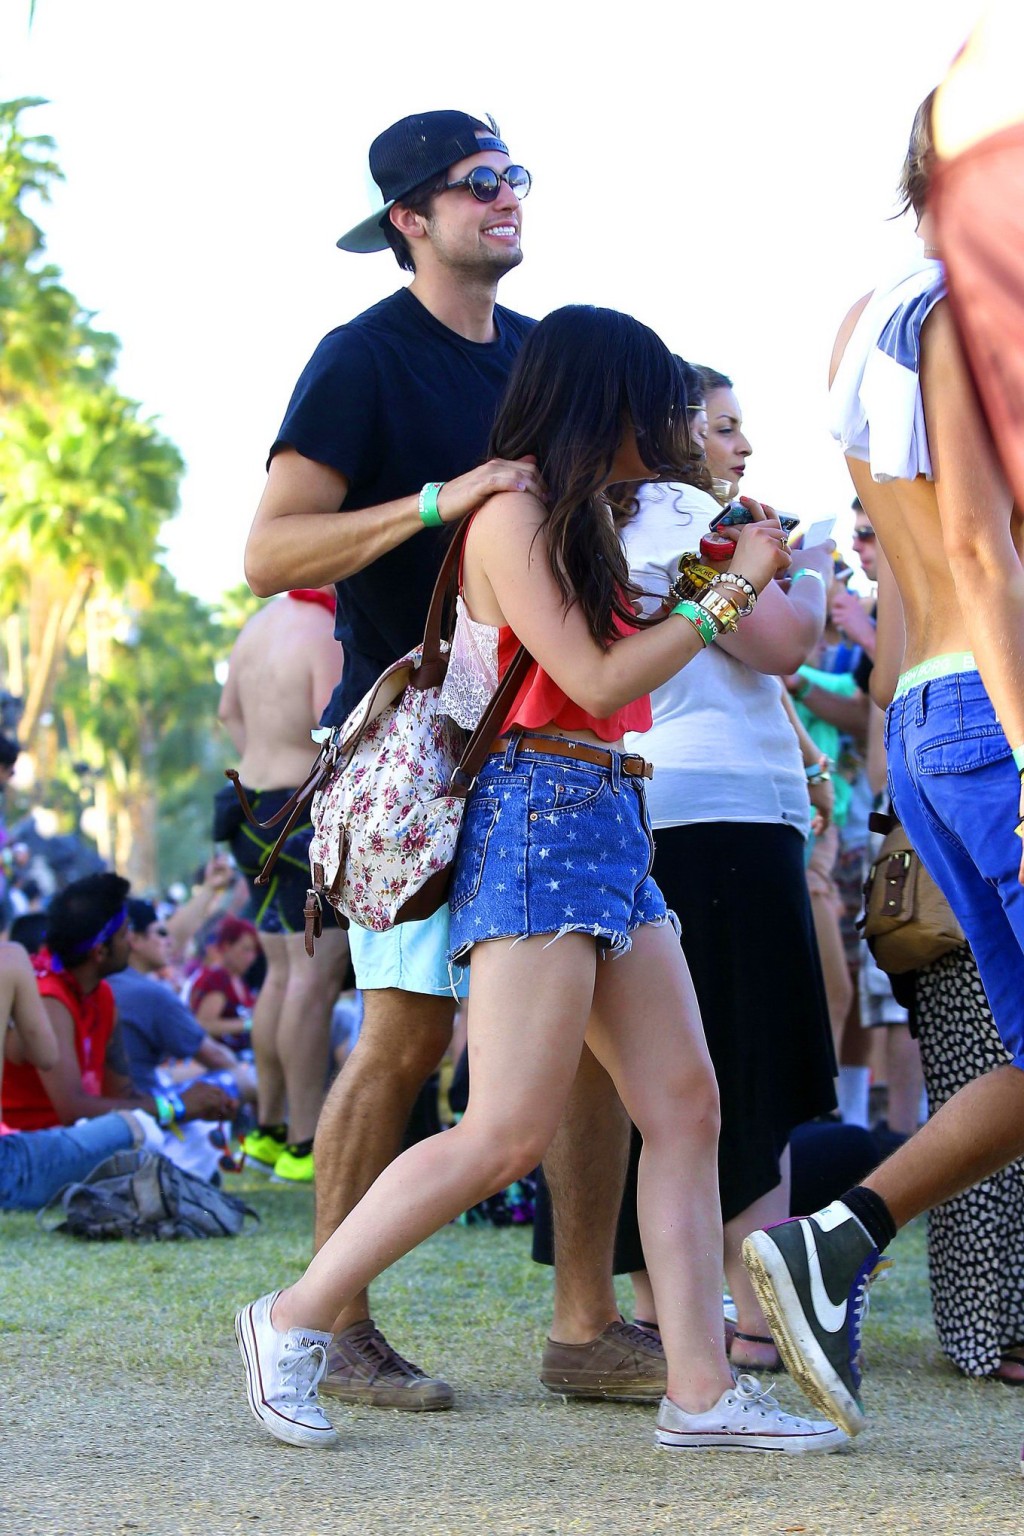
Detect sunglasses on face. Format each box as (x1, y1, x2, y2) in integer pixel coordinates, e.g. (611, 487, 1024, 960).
(852, 527, 876, 542)
(442, 165, 532, 203)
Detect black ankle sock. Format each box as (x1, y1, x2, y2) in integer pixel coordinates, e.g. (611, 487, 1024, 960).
(841, 1186, 897, 1251)
(259, 1123, 288, 1143)
(285, 1138, 314, 1159)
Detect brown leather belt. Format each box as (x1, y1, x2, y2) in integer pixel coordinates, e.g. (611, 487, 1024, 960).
(488, 733, 653, 780)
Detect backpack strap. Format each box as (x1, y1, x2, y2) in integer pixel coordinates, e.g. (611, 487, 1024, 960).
(449, 645, 532, 794)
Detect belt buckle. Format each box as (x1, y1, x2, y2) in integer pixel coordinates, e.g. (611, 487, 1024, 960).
(621, 753, 645, 778)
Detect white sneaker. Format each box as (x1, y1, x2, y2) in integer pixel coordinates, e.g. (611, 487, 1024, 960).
(235, 1291, 338, 1448)
(656, 1374, 847, 1454)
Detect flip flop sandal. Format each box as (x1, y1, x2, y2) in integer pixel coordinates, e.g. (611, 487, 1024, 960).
(729, 1329, 785, 1375)
(993, 1347, 1024, 1386)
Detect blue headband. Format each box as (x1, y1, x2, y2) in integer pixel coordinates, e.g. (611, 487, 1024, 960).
(50, 906, 129, 972)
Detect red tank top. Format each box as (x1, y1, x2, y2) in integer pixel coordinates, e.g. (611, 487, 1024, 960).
(1, 959, 117, 1131)
(458, 518, 652, 741)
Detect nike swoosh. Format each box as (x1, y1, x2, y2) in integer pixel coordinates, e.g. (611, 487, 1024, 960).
(802, 1222, 847, 1333)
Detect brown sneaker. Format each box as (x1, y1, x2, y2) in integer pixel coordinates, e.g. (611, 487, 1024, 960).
(540, 1318, 667, 1402)
(320, 1320, 453, 1411)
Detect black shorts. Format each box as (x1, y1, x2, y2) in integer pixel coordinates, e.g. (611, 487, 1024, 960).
(219, 785, 313, 936)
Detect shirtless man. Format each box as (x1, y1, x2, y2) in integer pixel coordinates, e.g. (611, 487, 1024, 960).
(218, 587, 348, 1183)
(741, 95, 1024, 1457)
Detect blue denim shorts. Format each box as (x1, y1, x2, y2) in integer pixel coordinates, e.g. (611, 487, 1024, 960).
(886, 667, 1024, 1070)
(447, 735, 674, 972)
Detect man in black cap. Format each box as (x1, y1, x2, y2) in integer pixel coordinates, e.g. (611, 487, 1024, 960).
(243, 111, 665, 1411)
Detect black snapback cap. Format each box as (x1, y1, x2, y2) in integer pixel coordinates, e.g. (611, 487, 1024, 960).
(337, 110, 508, 253)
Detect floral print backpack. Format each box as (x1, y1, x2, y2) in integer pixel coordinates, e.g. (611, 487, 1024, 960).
(226, 522, 530, 950)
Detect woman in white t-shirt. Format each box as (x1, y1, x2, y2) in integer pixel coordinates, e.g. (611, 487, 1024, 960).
(617, 366, 839, 1376)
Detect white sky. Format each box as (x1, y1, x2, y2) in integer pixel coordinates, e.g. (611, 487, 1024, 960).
(0, 0, 980, 601)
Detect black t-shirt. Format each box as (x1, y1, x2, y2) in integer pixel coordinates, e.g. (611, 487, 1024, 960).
(270, 287, 535, 725)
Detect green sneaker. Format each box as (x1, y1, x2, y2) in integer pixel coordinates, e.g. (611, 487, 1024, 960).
(241, 1129, 287, 1173)
(272, 1147, 315, 1184)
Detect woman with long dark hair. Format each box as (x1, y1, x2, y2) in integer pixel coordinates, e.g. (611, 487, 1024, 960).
(235, 306, 842, 1456)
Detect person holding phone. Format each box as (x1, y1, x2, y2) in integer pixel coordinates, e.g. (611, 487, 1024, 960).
(235, 308, 847, 1457)
(587, 365, 840, 1377)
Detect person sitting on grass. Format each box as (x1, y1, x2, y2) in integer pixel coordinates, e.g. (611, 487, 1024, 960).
(109, 898, 256, 1106)
(1, 874, 236, 1177)
(0, 939, 161, 1211)
(187, 915, 260, 1053)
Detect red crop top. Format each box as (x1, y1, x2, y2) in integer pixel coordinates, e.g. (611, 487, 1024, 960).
(497, 611, 652, 741)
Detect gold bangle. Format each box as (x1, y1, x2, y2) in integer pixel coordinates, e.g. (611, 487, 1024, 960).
(695, 588, 740, 634)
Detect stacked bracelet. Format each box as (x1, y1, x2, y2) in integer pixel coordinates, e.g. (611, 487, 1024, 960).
(695, 588, 740, 634)
(672, 599, 720, 647)
(708, 571, 757, 617)
(418, 482, 446, 528)
(152, 1090, 185, 1128)
(671, 553, 722, 604)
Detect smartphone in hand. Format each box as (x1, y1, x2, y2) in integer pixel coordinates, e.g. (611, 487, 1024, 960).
(709, 502, 800, 536)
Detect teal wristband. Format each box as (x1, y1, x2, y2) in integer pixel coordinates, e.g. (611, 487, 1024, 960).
(418, 482, 446, 528)
(153, 1093, 173, 1129)
(1013, 745, 1024, 775)
(672, 599, 718, 647)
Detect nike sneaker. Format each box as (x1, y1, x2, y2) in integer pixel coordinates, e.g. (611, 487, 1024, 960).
(742, 1201, 886, 1438)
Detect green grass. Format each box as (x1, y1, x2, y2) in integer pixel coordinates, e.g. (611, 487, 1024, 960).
(3, 1180, 1024, 1536)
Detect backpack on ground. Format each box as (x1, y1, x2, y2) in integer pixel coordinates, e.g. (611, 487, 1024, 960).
(37, 1148, 260, 1240)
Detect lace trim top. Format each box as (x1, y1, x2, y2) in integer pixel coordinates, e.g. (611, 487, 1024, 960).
(437, 595, 499, 730)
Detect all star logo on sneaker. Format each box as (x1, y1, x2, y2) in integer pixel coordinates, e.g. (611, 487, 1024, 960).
(815, 1202, 853, 1233)
(802, 1223, 847, 1334)
(295, 1333, 327, 1350)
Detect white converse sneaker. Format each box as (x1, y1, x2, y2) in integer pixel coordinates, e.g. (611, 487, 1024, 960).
(235, 1291, 338, 1448)
(656, 1374, 847, 1454)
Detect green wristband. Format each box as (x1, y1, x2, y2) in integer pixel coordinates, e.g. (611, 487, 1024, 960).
(791, 676, 811, 702)
(671, 599, 718, 647)
(1013, 745, 1024, 775)
(418, 482, 446, 528)
(152, 1093, 173, 1129)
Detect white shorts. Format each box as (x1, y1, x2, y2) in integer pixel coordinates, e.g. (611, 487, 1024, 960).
(348, 906, 468, 999)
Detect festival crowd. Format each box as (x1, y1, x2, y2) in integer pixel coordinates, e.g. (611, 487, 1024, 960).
(5, 1, 1024, 1475)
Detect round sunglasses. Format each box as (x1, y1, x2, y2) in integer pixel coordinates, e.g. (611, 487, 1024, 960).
(442, 165, 532, 203)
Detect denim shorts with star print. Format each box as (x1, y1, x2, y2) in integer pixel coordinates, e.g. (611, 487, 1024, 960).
(447, 734, 674, 972)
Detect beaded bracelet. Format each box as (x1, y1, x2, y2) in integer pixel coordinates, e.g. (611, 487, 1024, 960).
(672, 599, 719, 647)
(708, 571, 757, 618)
(418, 482, 446, 528)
